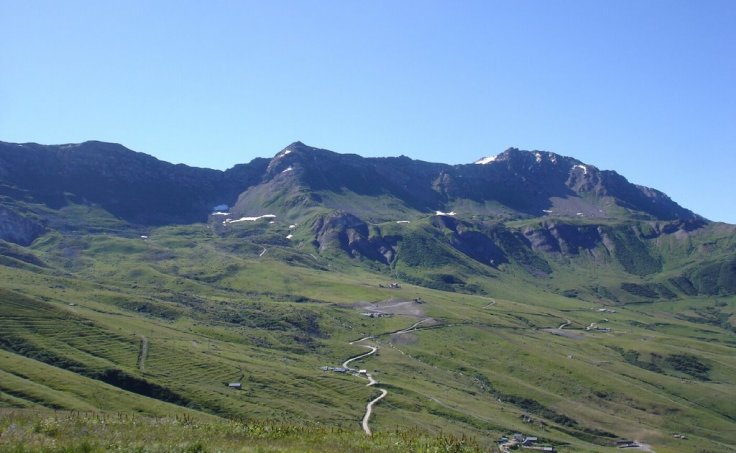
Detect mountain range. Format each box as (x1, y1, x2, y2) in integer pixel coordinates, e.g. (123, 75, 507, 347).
(0, 139, 734, 452)
(0, 140, 698, 229)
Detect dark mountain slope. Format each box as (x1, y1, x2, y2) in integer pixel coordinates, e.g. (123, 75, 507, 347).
(446, 149, 697, 220)
(231, 143, 699, 223)
(0, 141, 268, 226)
(232, 141, 450, 219)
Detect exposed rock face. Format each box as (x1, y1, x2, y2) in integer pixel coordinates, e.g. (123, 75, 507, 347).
(0, 207, 45, 246)
(523, 222, 602, 255)
(431, 215, 507, 266)
(312, 211, 397, 264)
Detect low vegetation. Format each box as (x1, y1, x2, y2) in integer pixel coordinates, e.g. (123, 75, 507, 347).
(0, 410, 484, 452)
(0, 203, 735, 452)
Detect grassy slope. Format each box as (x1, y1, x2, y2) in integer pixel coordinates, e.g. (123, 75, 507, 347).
(0, 215, 734, 452)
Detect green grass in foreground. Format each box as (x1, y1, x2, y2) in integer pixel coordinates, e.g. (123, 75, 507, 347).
(0, 409, 484, 453)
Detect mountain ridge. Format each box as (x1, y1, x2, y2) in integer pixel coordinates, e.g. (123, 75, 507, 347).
(0, 139, 701, 222)
(0, 139, 735, 452)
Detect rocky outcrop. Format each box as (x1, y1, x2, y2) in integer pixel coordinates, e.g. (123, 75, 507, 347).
(0, 207, 45, 246)
(523, 222, 602, 255)
(431, 216, 507, 266)
(312, 211, 397, 264)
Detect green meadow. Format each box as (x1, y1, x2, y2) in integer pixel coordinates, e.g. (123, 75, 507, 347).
(0, 215, 734, 452)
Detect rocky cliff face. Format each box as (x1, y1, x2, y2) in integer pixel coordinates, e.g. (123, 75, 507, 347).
(0, 207, 45, 246)
(312, 211, 397, 264)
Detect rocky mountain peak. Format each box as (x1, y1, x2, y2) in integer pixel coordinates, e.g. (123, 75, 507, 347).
(475, 148, 586, 170)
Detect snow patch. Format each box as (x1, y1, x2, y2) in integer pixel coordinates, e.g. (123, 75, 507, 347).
(289, 224, 297, 229)
(211, 212, 230, 216)
(396, 220, 411, 224)
(224, 214, 276, 224)
(435, 210, 456, 216)
(474, 155, 498, 165)
(573, 164, 588, 175)
(281, 166, 293, 173)
(286, 234, 293, 239)
(140, 235, 148, 239)
(282, 149, 292, 156)
(576, 212, 584, 216)
(535, 152, 543, 163)
(542, 210, 553, 214)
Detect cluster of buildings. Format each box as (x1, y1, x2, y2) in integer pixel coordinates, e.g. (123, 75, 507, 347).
(499, 434, 555, 452)
(320, 366, 367, 375)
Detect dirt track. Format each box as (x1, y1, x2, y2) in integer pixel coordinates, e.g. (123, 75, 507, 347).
(343, 318, 432, 435)
(343, 338, 385, 435)
(137, 335, 148, 372)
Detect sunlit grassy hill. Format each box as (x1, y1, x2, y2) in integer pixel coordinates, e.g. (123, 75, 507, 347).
(0, 215, 733, 452)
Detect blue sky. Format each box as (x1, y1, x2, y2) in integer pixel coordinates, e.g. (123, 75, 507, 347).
(2, 1, 735, 222)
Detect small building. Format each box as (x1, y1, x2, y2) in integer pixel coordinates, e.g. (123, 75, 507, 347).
(334, 367, 348, 373)
(523, 436, 538, 446)
(228, 382, 242, 389)
(358, 369, 367, 375)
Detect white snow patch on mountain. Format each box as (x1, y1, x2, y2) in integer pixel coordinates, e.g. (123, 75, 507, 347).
(435, 211, 456, 216)
(224, 214, 276, 224)
(474, 155, 498, 165)
(573, 164, 588, 174)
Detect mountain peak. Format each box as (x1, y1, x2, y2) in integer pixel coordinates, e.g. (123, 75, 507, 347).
(474, 148, 576, 166)
(284, 141, 311, 152)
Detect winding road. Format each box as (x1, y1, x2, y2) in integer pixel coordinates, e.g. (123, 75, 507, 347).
(342, 318, 433, 435)
(342, 337, 386, 435)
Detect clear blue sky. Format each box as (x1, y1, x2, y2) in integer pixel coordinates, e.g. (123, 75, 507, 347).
(2, 1, 735, 222)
